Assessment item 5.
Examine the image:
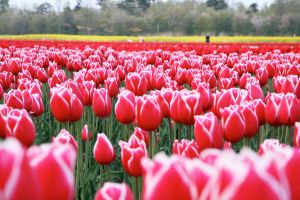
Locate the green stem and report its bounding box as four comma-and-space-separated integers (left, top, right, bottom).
132, 176, 139, 200
258, 125, 264, 150
168, 118, 173, 153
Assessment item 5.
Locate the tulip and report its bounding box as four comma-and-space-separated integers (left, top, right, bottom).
240, 102, 259, 138
5, 109, 36, 147
281, 148, 300, 200
194, 112, 223, 151
119, 135, 147, 177
92, 88, 112, 118
141, 153, 198, 200
52, 129, 78, 152
170, 90, 202, 125
200, 150, 288, 200
0, 138, 40, 200
258, 139, 287, 155
94, 182, 134, 200
93, 133, 115, 165
104, 77, 119, 97
114, 90, 136, 124
265, 93, 300, 126
4, 89, 24, 109
125, 72, 148, 96
256, 67, 269, 86
27, 143, 77, 200
133, 127, 149, 146
155, 88, 173, 118
50, 87, 83, 122
79, 81, 95, 106
172, 139, 200, 158
0, 105, 10, 138
81, 124, 92, 142
220, 105, 245, 143
136, 95, 162, 131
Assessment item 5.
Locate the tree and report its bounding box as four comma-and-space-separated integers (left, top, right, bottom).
74, 0, 82, 11
118, 0, 154, 13
206, 0, 228, 10
249, 3, 258, 13
0, 0, 9, 14
36, 2, 53, 15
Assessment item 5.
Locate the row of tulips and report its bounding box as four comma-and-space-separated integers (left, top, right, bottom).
2, 137, 300, 200
1, 43, 300, 199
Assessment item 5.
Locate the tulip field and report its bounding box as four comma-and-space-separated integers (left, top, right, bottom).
2, 40, 300, 200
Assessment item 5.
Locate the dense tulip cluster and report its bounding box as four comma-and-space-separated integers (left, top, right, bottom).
1, 41, 300, 199
142, 140, 300, 200
0, 138, 77, 200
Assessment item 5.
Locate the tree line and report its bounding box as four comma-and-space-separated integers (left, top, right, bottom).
0, 0, 299, 36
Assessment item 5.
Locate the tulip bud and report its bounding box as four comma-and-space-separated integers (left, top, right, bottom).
0, 138, 40, 200
136, 95, 162, 131
172, 139, 200, 158
119, 135, 147, 177
92, 88, 112, 118
93, 133, 115, 165
5, 109, 36, 147
81, 124, 92, 142
52, 129, 78, 152
28, 143, 77, 200
94, 182, 134, 200
220, 105, 245, 143
114, 90, 136, 124
194, 112, 223, 151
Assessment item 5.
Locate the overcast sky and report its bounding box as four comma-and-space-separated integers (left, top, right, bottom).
9, 0, 274, 10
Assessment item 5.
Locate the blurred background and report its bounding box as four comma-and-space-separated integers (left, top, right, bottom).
0, 0, 299, 36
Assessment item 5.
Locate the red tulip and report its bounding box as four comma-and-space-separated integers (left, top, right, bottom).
256, 67, 269, 86
258, 139, 287, 156
92, 88, 112, 118
200, 150, 287, 200
253, 99, 266, 125
8, 58, 21, 75
170, 90, 202, 125
265, 93, 300, 126
194, 112, 223, 151
81, 124, 92, 142
114, 90, 136, 124
93, 133, 115, 165
196, 82, 213, 111
52, 129, 78, 152
30, 93, 44, 116
0, 105, 10, 138
141, 153, 198, 200
48, 70, 67, 88
27, 143, 77, 200
125, 72, 148, 96
94, 182, 134, 200
172, 139, 200, 158
136, 95, 162, 131
4, 89, 24, 109
220, 105, 245, 143
119, 135, 147, 177
0, 71, 13, 90
5, 109, 36, 147
104, 77, 119, 97
294, 122, 300, 147
281, 148, 300, 200
50, 87, 83, 122
154, 88, 173, 118
240, 102, 259, 138
79, 81, 95, 106
0, 138, 40, 200
133, 127, 149, 146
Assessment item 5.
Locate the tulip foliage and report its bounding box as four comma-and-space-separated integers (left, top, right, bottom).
1, 41, 300, 199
